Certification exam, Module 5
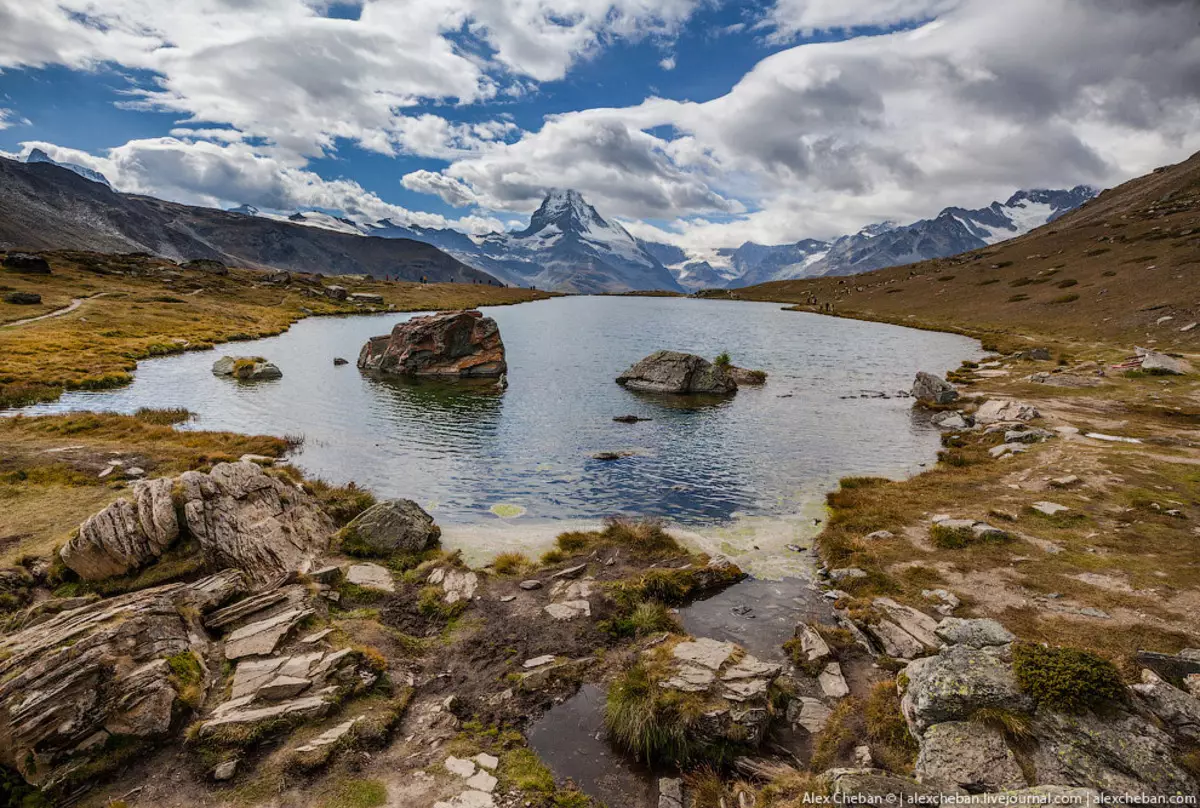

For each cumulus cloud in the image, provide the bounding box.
[412,0,1200,246]
[659,55,677,70]
[15,138,503,233]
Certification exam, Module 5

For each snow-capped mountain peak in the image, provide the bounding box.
[26,148,113,189]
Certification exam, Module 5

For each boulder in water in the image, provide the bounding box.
[911,372,958,405]
[616,350,736,395]
[358,309,507,378]
[212,356,283,380]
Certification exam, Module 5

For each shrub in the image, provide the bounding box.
[134,407,192,425]
[166,651,205,709]
[864,680,918,772]
[492,552,530,575]
[303,479,376,526]
[1008,294,1030,303]
[714,351,732,368]
[1056,279,1078,289]
[604,663,709,765]
[1012,643,1126,713]
[555,518,682,559]
[1049,294,1080,305]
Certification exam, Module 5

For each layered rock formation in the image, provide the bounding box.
[61,461,333,586]
[358,310,507,378]
[616,351,737,395]
[0,571,245,791]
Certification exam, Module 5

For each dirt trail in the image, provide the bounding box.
[1,293,109,328]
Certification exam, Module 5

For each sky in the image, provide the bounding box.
[1,0,1199,251]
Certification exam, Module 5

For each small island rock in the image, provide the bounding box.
[912,372,958,405]
[358,309,507,378]
[338,499,441,557]
[212,356,282,380]
[616,350,737,395]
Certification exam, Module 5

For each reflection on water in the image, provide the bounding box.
[16,296,978,525]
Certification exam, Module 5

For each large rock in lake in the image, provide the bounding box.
[212,356,283,380]
[912,372,958,405]
[616,351,737,395]
[61,461,334,586]
[358,310,506,378]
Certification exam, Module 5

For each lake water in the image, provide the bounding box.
[18,296,976,534]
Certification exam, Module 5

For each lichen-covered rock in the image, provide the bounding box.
[823,768,960,799]
[211,356,282,380]
[915,721,1025,792]
[616,351,737,395]
[911,372,957,405]
[358,310,507,378]
[339,499,441,557]
[61,462,333,586]
[1131,674,1200,742]
[662,639,781,747]
[934,618,1015,649]
[0,571,245,792]
[61,477,179,579]
[1026,708,1196,796]
[902,646,1032,733]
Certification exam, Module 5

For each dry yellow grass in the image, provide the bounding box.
[0,250,553,407]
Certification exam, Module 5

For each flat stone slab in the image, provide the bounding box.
[722,657,783,681]
[1032,501,1069,516]
[672,638,736,670]
[347,563,395,593]
[790,697,833,733]
[200,694,331,734]
[523,655,557,669]
[294,718,360,752]
[445,756,477,778]
[723,677,770,702]
[544,600,591,620]
[662,665,717,692]
[465,771,498,793]
[819,662,850,699]
[797,624,831,662]
[434,792,495,808]
[519,580,543,590]
[258,675,311,700]
[474,753,499,771]
[224,607,313,659]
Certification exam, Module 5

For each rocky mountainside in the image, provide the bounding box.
[677,187,1097,291]
[0,157,495,283]
[727,150,1200,345]
[365,190,683,294]
[25,147,113,188]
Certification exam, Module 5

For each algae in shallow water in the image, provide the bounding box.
[490,503,527,519]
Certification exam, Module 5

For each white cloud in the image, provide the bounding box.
[764,0,962,40]
[14,138,503,233]
[412,0,1200,247]
[659,55,677,70]
[0,108,28,130]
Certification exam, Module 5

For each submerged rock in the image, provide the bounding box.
[616,350,737,395]
[727,365,768,385]
[358,309,507,378]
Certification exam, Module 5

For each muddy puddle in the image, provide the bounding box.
[526,684,661,808]
[528,573,832,805]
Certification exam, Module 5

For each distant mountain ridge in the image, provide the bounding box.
[25,148,113,189]
[0,157,494,284]
[715,186,1097,290]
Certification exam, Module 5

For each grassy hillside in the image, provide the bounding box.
[719,150,1200,351]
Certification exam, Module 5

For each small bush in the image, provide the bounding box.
[492,552,530,575]
[304,479,376,526]
[1049,293,1080,305]
[540,549,566,565]
[714,351,732,368]
[977,278,1001,286]
[1056,279,1078,289]
[604,663,710,765]
[166,651,205,709]
[134,407,192,425]
[1008,294,1030,303]
[936,275,956,282]
[1012,643,1126,713]
[864,680,918,772]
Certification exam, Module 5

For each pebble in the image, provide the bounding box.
[518,580,543,591]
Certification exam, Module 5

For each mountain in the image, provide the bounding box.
[724,151,1200,346]
[25,148,113,189]
[718,187,1097,288]
[0,157,494,284]
[367,190,683,294]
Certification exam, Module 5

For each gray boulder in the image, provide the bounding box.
[902,646,1032,733]
[616,351,737,395]
[934,618,1015,649]
[62,477,181,580]
[1137,347,1193,375]
[911,372,958,405]
[915,721,1025,792]
[1027,708,1196,797]
[212,356,283,380]
[339,499,440,557]
[823,768,960,799]
[1131,675,1200,742]
[2,253,50,274]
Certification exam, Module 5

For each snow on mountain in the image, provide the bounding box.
[25,148,113,189]
[724,186,1096,287]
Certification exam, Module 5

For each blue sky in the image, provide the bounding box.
[2,1,1198,249]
